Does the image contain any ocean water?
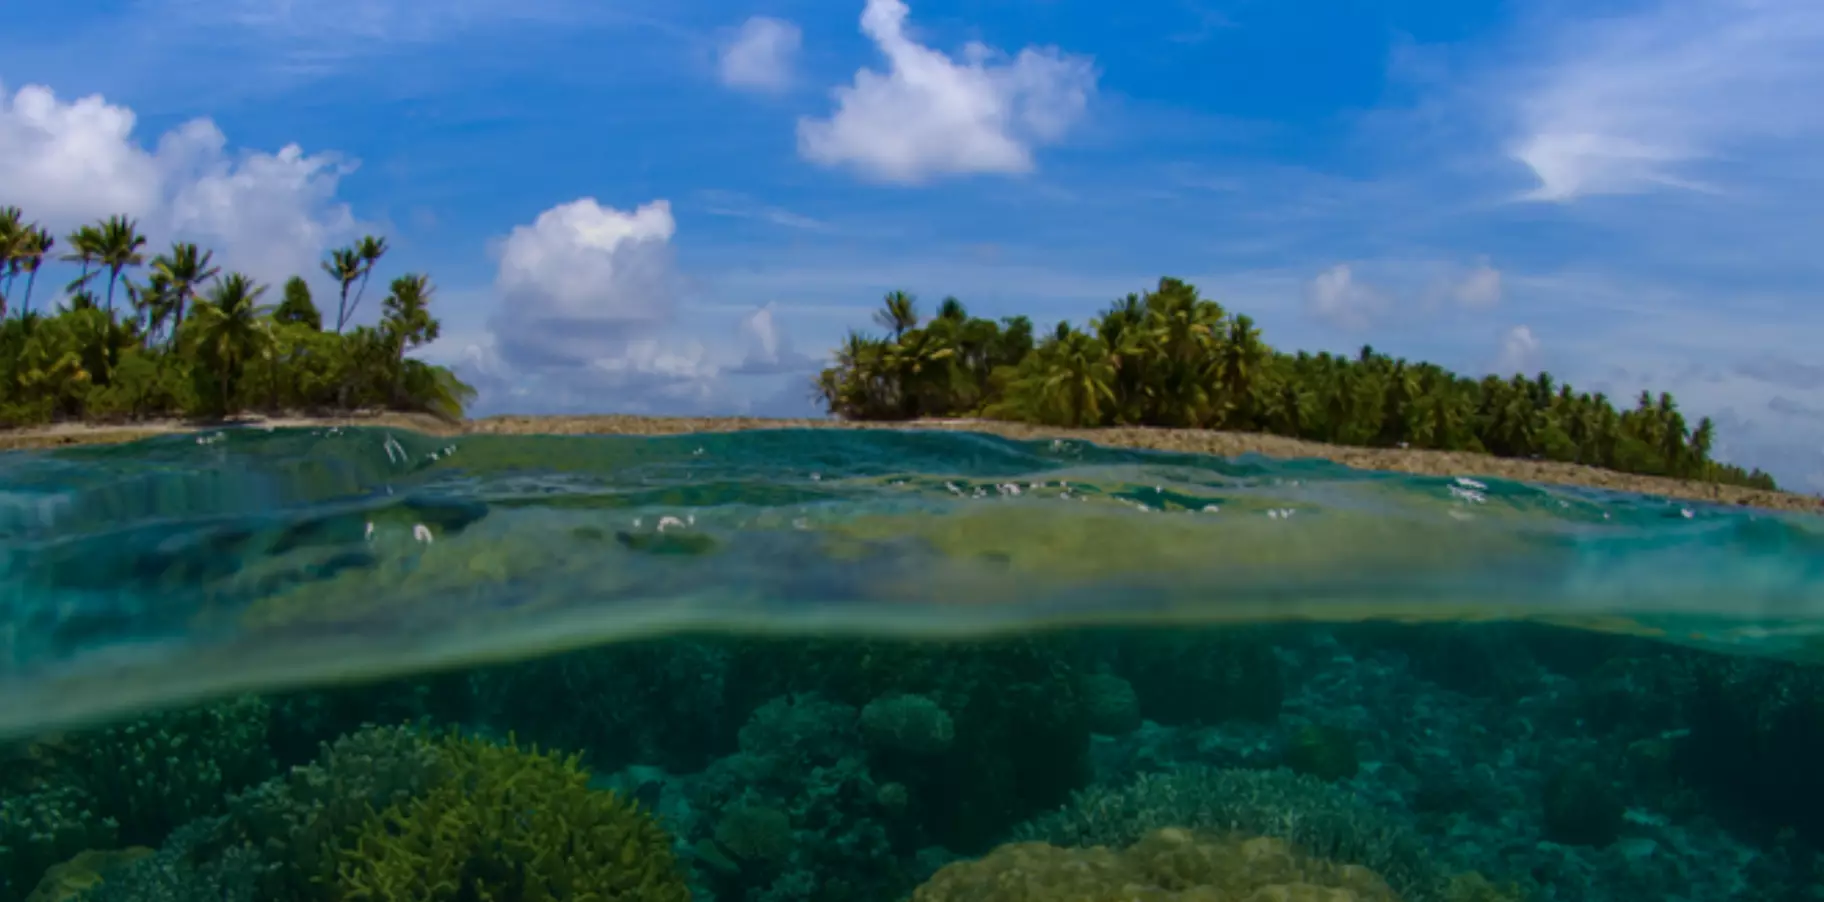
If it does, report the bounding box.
[3,426,1824,901]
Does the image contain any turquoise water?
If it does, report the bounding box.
[7,425,1824,902]
[1,424,1821,740]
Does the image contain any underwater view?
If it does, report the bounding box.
[3,426,1824,902]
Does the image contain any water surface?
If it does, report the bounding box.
[2,424,1820,738]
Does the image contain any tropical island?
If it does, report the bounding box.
[816,280,1778,491]
[0,205,1791,501]
[0,206,472,427]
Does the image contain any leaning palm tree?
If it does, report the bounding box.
[344,234,390,332]
[149,241,220,342]
[321,246,363,333]
[187,273,274,414]
[0,206,23,311]
[15,227,54,318]
[95,215,148,318]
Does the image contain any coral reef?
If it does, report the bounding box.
[912,828,1401,902]
[1013,767,1440,899]
[212,725,449,902]
[336,732,689,902]
[29,697,274,847]
[1,788,119,902]
[725,637,1094,852]
[75,819,266,902]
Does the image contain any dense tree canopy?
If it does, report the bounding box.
[0,206,473,426]
[817,278,1778,490]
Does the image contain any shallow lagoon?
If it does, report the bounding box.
[3,427,1823,901]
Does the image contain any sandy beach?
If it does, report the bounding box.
[1,412,1817,513]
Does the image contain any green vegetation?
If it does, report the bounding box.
[0,206,472,426]
[817,278,1778,489]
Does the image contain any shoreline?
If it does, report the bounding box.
[2,412,1818,514]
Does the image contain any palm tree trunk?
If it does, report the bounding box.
[105,268,120,318]
[20,269,37,316]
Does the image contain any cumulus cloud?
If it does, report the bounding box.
[1305,264,1387,331]
[1494,325,1541,375]
[719,16,802,93]
[1507,0,1824,202]
[455,197,819,414]
[0,81,357,287]
[797,0,1097,184]
[490,197,680,369]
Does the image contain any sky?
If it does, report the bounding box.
[2,0,1822,488]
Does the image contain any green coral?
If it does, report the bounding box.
[727,636,1092,852]
[1014,767,1441,899]
[911,828,1401,902]
[1,787,120,902]
[335,733,690,902]
[74,819,265,902]
[31,696,274,847]
[214,725,449,902]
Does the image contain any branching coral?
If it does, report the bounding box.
[911,828,1401,902]
[30,696,274,847]
[0,787,119,902]
[215,724,448,902]
[335,733,689,902]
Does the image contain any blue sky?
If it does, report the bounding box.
[3,0,1822,488]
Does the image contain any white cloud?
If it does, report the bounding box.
[0,81,358,287]
[1305,264,1386,331]
[490,197,679,368]
[1507,0,1824,202]
[1452,260,1502,308]
[1493,324,1540,375]
[457,197,821,413]
[796,0,1097,184]
[719,16,802,93]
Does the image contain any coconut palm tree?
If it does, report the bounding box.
[321,246,363,333]
[0,206,23,312]
[61,224,103,296]
[14,227,54,318]
[381,274,439,356]
[150,242,220,341]
[873,290,919,340]
[95,215,148,318]
[345,234,390,331]
[187,273,273,413]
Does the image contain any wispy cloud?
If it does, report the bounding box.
[1500,0,1824,202]
[692,190,829,232]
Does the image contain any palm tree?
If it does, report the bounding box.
[14,227,53,318]
[873,291,919,340]
[381,274,440,357]
[187,273,273,413]
[61,224,103,296]
[95,215,148,318]
[150,242,220,341]
[321,247,363,333]
[0,206,23,312]
[345,234,390,331]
